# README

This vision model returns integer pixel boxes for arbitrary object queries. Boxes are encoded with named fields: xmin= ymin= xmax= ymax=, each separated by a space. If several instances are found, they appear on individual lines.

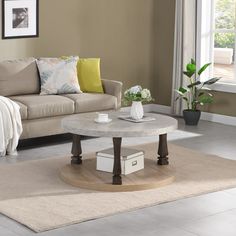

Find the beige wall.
xmin=75 ymin=0 xmax=155 ymax=93
xmin=0 ymin=0 xmax=235 ymax=116
xmin=0 ymin=0 xmax=155 ymax=94
xmin=202 ymin=91 xmax=236 ymax=117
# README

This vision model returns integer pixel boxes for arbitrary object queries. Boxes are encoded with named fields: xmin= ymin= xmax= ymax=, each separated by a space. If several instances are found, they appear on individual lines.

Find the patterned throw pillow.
xmin=37 ymin=57 xmax=82 ymax=95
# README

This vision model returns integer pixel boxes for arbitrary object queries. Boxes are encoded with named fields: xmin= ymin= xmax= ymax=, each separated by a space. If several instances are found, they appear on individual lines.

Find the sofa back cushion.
xmin=37 ymin=57 xmax=82 ymax=95
xmin=0 ymin=58 xmax=40 ymax=97
xmin=78 ymin=58 xmax=104 ymax=93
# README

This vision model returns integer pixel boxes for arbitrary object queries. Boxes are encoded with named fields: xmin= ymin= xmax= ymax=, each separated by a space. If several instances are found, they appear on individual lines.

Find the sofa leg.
xmin=71 ymin=134 xmax=82 ymax=165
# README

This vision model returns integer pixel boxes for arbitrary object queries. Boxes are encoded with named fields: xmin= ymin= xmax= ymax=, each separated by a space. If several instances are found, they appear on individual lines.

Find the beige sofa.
xmin=0 ymin=58 xmax=122 ymax=139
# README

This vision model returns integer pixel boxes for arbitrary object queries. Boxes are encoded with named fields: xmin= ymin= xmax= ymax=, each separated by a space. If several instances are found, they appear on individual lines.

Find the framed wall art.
xmin=2 ymin=0 xmax=39 ymax=39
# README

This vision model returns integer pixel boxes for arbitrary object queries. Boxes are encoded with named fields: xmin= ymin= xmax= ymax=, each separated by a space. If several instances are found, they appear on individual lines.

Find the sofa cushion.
xmin=63 ymin=93 xmax=117 ymax=113
xmin=13 ymin=101 xmax=28 ymax=120
xmin=9 ymin=95 xmax=75 ymax=119
xmin=77 ymin=58 xmax=104 ymax=93
xmin=36 ymin=57 xmax=82 ymax=95
xmin=0 ymin=58 xmax=40 ymax=96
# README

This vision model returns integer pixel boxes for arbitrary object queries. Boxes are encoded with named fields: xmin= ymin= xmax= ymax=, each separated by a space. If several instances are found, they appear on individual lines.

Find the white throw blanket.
xmin=0 ymin=96 xmax=22 ymax=157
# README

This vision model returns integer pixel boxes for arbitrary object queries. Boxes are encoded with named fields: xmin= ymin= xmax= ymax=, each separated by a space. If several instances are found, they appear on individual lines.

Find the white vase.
xmin=130 ymin=101 xmax=144 ymax=120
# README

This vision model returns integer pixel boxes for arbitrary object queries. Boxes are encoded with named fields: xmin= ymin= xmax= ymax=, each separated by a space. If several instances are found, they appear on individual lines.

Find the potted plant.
xmin=124 ymin=86 xmax=153 ymax=120
xmin=175 ymin=59 xmax=221 ymax=125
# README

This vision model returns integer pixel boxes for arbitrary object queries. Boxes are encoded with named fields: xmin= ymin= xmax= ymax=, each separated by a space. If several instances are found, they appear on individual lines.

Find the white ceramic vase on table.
xmin=130 ymin=101 xmax=144 ymax=120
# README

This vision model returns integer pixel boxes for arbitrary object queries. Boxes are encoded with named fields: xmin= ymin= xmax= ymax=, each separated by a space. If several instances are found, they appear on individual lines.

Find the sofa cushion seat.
xmin=9 ymin=95 xmax=75 ymax=119
xmin=14 ymin=101 xmax=28 ymax=120
xmin=64 ymin=93 xmax=117 ymax=113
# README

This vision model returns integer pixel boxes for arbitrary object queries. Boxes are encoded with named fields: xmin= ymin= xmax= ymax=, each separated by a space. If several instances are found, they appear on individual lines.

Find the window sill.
xmin=209 ymin=82 xmax=236 ymax=94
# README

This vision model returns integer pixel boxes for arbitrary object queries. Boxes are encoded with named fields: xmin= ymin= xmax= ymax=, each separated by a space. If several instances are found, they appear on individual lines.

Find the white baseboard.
xmin=121 ymin=104 xmax=236 ymax=127
xmin=201 ymin=112 xmax=236 ymax=127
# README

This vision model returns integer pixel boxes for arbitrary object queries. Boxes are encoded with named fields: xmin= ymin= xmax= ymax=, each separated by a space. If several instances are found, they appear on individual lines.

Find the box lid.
xmin=97 ymin=148 xmax=144 ymax=160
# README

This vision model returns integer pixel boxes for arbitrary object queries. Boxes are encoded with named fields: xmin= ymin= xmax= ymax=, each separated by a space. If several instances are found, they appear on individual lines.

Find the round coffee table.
xmin=61 ymin=112 xmax=178 ymax=188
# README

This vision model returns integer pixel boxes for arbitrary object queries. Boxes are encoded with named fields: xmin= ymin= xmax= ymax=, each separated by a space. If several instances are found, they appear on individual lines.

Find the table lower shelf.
xmin=59 ymin=158 xmax=175 ymax=192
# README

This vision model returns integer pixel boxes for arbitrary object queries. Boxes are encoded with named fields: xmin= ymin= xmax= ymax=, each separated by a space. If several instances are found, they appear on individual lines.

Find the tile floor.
xmin=0 ymin=118 xmax=236 ymax=236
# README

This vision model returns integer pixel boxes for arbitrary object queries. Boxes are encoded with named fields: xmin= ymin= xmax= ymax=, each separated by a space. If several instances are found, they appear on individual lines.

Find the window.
xmin=213 ymin=0 xmax=236 ymax=83
xmin=198 ymin=0 xmax=236 ymax=93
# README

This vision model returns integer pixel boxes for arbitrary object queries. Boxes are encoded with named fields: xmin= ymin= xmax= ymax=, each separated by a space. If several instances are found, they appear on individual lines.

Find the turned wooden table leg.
xmin=71 ymin=134 xmax=82 ymax=165
xmin=113 ymin=137 xmax=122 ymax=185
xmin=158 ymin=133 xmax=169 ymax=165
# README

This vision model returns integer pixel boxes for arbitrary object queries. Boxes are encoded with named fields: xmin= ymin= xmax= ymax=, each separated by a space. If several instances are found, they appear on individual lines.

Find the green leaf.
xmin=175 ymin=90 xmax=184 ymax=96
xmin=198 ymin=95 xmax=214 ymax=105
xmin=183 ymin=71 xmax=195 ymax=78
xmin=198 ymin=92 xmax=205 ymax=97
xmin=198 ymin=63 xmax=211 ymax=76
xmin=207 ymin=92 xmax=213 ymax=97
xmin=201 ymin=87 xmax=212 ymax=91
xmin=191 ymin=58 xmax=196 ymax=65
xmin=187 ymin=81 xmax=201 ymax=88
xmin=203 ymin=77 xmax=221 ymax=85
xmin=187 ymin=63 xmax=196 ymax=73
xmin=179 ymin=87 xmax=188 ymax=94
xmin=183 ymin=97 xmax=189 ymax=102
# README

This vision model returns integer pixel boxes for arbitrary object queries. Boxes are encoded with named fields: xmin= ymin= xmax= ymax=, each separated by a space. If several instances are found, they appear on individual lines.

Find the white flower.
xmin=124 ymin=90 xmax=129 ymax=96
xmin=141 ymin=89 xmax=151 ymax=99
xmin=129 ymin=85 xmax=142 ymax=94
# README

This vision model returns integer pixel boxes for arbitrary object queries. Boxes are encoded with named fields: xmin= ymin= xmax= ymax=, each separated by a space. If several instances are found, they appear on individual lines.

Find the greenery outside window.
xmin=213 ymin=0 xmax=236 ymax=84
xmin=198 ymin=0 xmax=236 ymax=93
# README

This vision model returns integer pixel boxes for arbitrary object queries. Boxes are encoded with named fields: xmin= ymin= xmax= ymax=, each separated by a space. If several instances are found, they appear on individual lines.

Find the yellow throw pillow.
xmin=77 ymin=58 xmax=104 ymax=93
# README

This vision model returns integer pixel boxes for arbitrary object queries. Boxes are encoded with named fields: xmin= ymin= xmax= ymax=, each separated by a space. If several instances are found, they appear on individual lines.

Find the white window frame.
xmin=197 ymin=0 xmax=236 ymax=93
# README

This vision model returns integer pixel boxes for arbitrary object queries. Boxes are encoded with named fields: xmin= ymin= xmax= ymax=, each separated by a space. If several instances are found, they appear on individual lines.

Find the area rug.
xmin=1 ymin=143 xmax=236 ymax=232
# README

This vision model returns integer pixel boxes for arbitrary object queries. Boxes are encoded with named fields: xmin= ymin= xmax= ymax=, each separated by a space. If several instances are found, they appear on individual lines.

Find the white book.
xmin=96 ymin=148 xmax=144 ymax=160
xmin=118 ymin=115 xmax=156 ymax=123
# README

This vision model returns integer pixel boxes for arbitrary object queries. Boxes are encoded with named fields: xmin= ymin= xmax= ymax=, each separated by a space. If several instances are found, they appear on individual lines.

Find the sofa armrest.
xmin=102 ymin=79 xmax=123 ymax=109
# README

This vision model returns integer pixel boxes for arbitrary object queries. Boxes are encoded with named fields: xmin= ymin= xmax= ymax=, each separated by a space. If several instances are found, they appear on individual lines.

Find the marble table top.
xmin=62 ymin=112 xmax=178 ymax=138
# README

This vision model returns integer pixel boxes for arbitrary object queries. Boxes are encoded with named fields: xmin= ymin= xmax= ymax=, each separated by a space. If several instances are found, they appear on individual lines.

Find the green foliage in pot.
xmin=175 ymin=59 xmax=221 ymax=111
